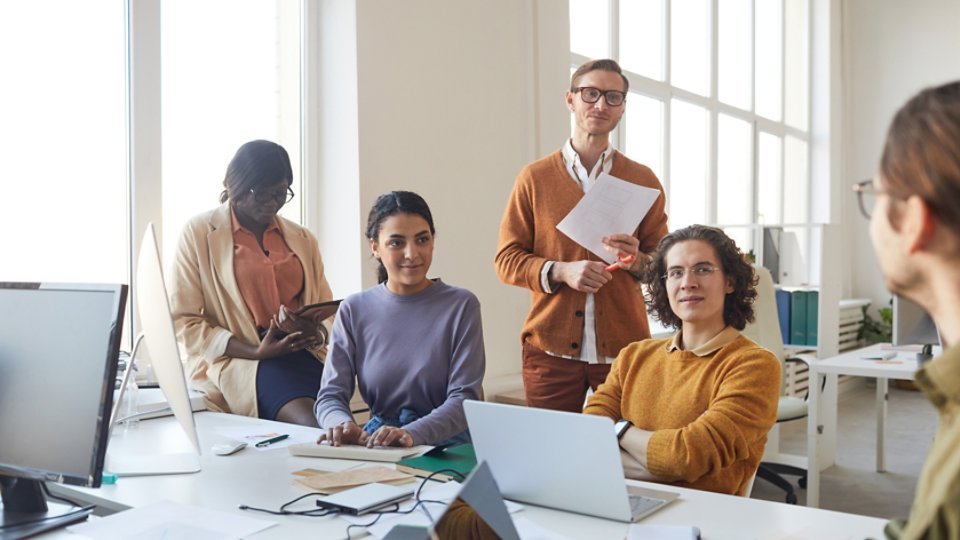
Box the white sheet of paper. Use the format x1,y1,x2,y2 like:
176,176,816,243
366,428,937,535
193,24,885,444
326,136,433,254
555,172,661,263
67,500,275,540
214,425,317,451
755,528,863,540
626,523,701,540
513,516,573,540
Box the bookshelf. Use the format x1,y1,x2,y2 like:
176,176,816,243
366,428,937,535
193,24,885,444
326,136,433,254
721,223,841,362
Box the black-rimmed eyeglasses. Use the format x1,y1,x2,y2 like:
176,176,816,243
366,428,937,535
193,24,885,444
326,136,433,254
853,179,883,219
574,87,627,107
249,186,295,205
662,264,718,282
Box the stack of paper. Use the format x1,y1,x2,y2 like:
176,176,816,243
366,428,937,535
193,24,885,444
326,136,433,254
292,465,414,494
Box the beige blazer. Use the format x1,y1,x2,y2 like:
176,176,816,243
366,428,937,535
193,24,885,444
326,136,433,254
168,203,333,417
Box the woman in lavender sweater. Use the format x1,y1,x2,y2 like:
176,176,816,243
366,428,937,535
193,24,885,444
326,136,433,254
315,191,485,447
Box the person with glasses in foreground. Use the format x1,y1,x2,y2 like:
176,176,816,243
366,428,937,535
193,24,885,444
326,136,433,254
169,140,334,426
495,58,668,413
585,225,780,496
856,82,960,540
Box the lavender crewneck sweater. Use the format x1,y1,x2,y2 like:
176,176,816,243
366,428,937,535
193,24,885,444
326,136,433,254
315,280,485,445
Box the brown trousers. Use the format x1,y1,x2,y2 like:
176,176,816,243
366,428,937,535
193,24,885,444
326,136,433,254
521,341,612,412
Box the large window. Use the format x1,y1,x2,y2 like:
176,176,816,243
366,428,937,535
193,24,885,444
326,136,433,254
161,0,302,264
0,1,127,284
570,0,812,238
0,2,309,346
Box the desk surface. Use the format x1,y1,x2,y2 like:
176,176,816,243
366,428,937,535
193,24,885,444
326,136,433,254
813,343,924,379
50,412,888,539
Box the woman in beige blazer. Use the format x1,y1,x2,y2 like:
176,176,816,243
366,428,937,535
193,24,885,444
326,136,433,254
169,140,333,426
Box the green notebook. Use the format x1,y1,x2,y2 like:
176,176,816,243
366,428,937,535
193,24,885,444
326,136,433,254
395,443,477,482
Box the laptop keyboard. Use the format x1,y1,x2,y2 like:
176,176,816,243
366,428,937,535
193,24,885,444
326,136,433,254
629,494,666,517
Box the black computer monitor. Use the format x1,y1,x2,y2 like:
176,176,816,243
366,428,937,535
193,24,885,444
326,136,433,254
0,282,127,538
893,294,941,365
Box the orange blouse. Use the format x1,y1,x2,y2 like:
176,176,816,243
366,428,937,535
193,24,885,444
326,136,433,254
230,208,303,329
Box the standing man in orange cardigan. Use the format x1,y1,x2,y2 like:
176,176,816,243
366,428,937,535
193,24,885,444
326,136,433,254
495,59,668,412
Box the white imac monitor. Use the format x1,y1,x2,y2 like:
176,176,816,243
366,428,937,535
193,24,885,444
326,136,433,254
893,295,941,365
0,282,127,537
105,224,201,476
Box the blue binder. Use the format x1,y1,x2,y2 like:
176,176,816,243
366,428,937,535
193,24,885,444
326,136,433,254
805,290,819,346
790,290,808,346
774,289,792,345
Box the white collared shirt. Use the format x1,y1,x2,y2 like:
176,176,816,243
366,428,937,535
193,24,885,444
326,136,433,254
538,139,616,364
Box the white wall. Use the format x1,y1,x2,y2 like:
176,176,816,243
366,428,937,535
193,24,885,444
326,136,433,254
316,0,570,379
841,0,960,315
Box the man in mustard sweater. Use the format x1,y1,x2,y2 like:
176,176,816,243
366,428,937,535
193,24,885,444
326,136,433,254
585,225,780,496
495,59,668,412
860,82,960,540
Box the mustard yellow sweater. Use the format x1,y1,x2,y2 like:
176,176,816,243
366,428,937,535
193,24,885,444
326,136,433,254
585,329,780,495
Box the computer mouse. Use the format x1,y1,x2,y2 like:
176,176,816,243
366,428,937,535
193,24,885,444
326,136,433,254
211,441,247,456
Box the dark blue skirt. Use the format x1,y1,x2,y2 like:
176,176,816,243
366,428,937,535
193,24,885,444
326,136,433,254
255,349,323,421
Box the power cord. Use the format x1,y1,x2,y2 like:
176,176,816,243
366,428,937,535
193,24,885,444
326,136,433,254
345,468,469,539
238,492,341,517
41,481,86,508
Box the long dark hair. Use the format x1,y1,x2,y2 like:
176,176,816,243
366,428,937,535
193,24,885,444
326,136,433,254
365,191,436,284
219,140,293,203
644,225,757,331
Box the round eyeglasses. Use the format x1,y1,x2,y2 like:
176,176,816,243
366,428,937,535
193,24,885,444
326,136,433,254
249,186,295,205
574,86,626,107
663,264,718,282
852,179,883,219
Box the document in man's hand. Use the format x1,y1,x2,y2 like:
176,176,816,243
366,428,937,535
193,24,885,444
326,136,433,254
556,172,661,263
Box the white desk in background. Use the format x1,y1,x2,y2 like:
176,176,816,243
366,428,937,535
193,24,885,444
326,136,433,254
807,343,930,508
48,412,888,539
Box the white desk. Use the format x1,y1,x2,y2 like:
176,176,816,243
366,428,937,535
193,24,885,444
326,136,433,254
49,412,888,539
806,343,924,508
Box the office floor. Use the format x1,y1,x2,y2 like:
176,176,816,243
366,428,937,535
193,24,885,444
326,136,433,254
750,382,938,519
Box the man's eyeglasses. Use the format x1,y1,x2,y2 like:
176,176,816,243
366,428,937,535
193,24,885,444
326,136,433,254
574,87,627,107
853,179,883,219
249,186,295,205
663,264,719,282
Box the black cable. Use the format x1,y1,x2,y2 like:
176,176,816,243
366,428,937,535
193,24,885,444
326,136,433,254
345,500,441,539
40,481,86,508
345,468,468,538
238,492,340,517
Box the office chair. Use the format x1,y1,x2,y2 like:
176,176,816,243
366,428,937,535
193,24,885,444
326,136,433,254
743,266,818,504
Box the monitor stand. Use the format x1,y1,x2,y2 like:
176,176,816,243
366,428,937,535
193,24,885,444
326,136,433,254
1,477,93,539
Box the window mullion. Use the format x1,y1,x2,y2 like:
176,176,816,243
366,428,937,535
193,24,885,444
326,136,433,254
127,0,163,342
708,0,718,224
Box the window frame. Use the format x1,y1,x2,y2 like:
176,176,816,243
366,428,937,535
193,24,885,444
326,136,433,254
126,0,317,344
570,0,812,230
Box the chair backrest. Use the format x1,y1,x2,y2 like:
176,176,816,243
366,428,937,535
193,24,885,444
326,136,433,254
740,469,757,497
742,265,786,393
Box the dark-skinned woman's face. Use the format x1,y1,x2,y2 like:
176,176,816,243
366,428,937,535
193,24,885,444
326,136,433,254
231,179,292,228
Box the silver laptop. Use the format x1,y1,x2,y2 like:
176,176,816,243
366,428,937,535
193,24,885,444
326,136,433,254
463,400,679,523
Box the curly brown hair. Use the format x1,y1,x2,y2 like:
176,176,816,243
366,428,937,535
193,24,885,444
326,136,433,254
643,225,758,331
